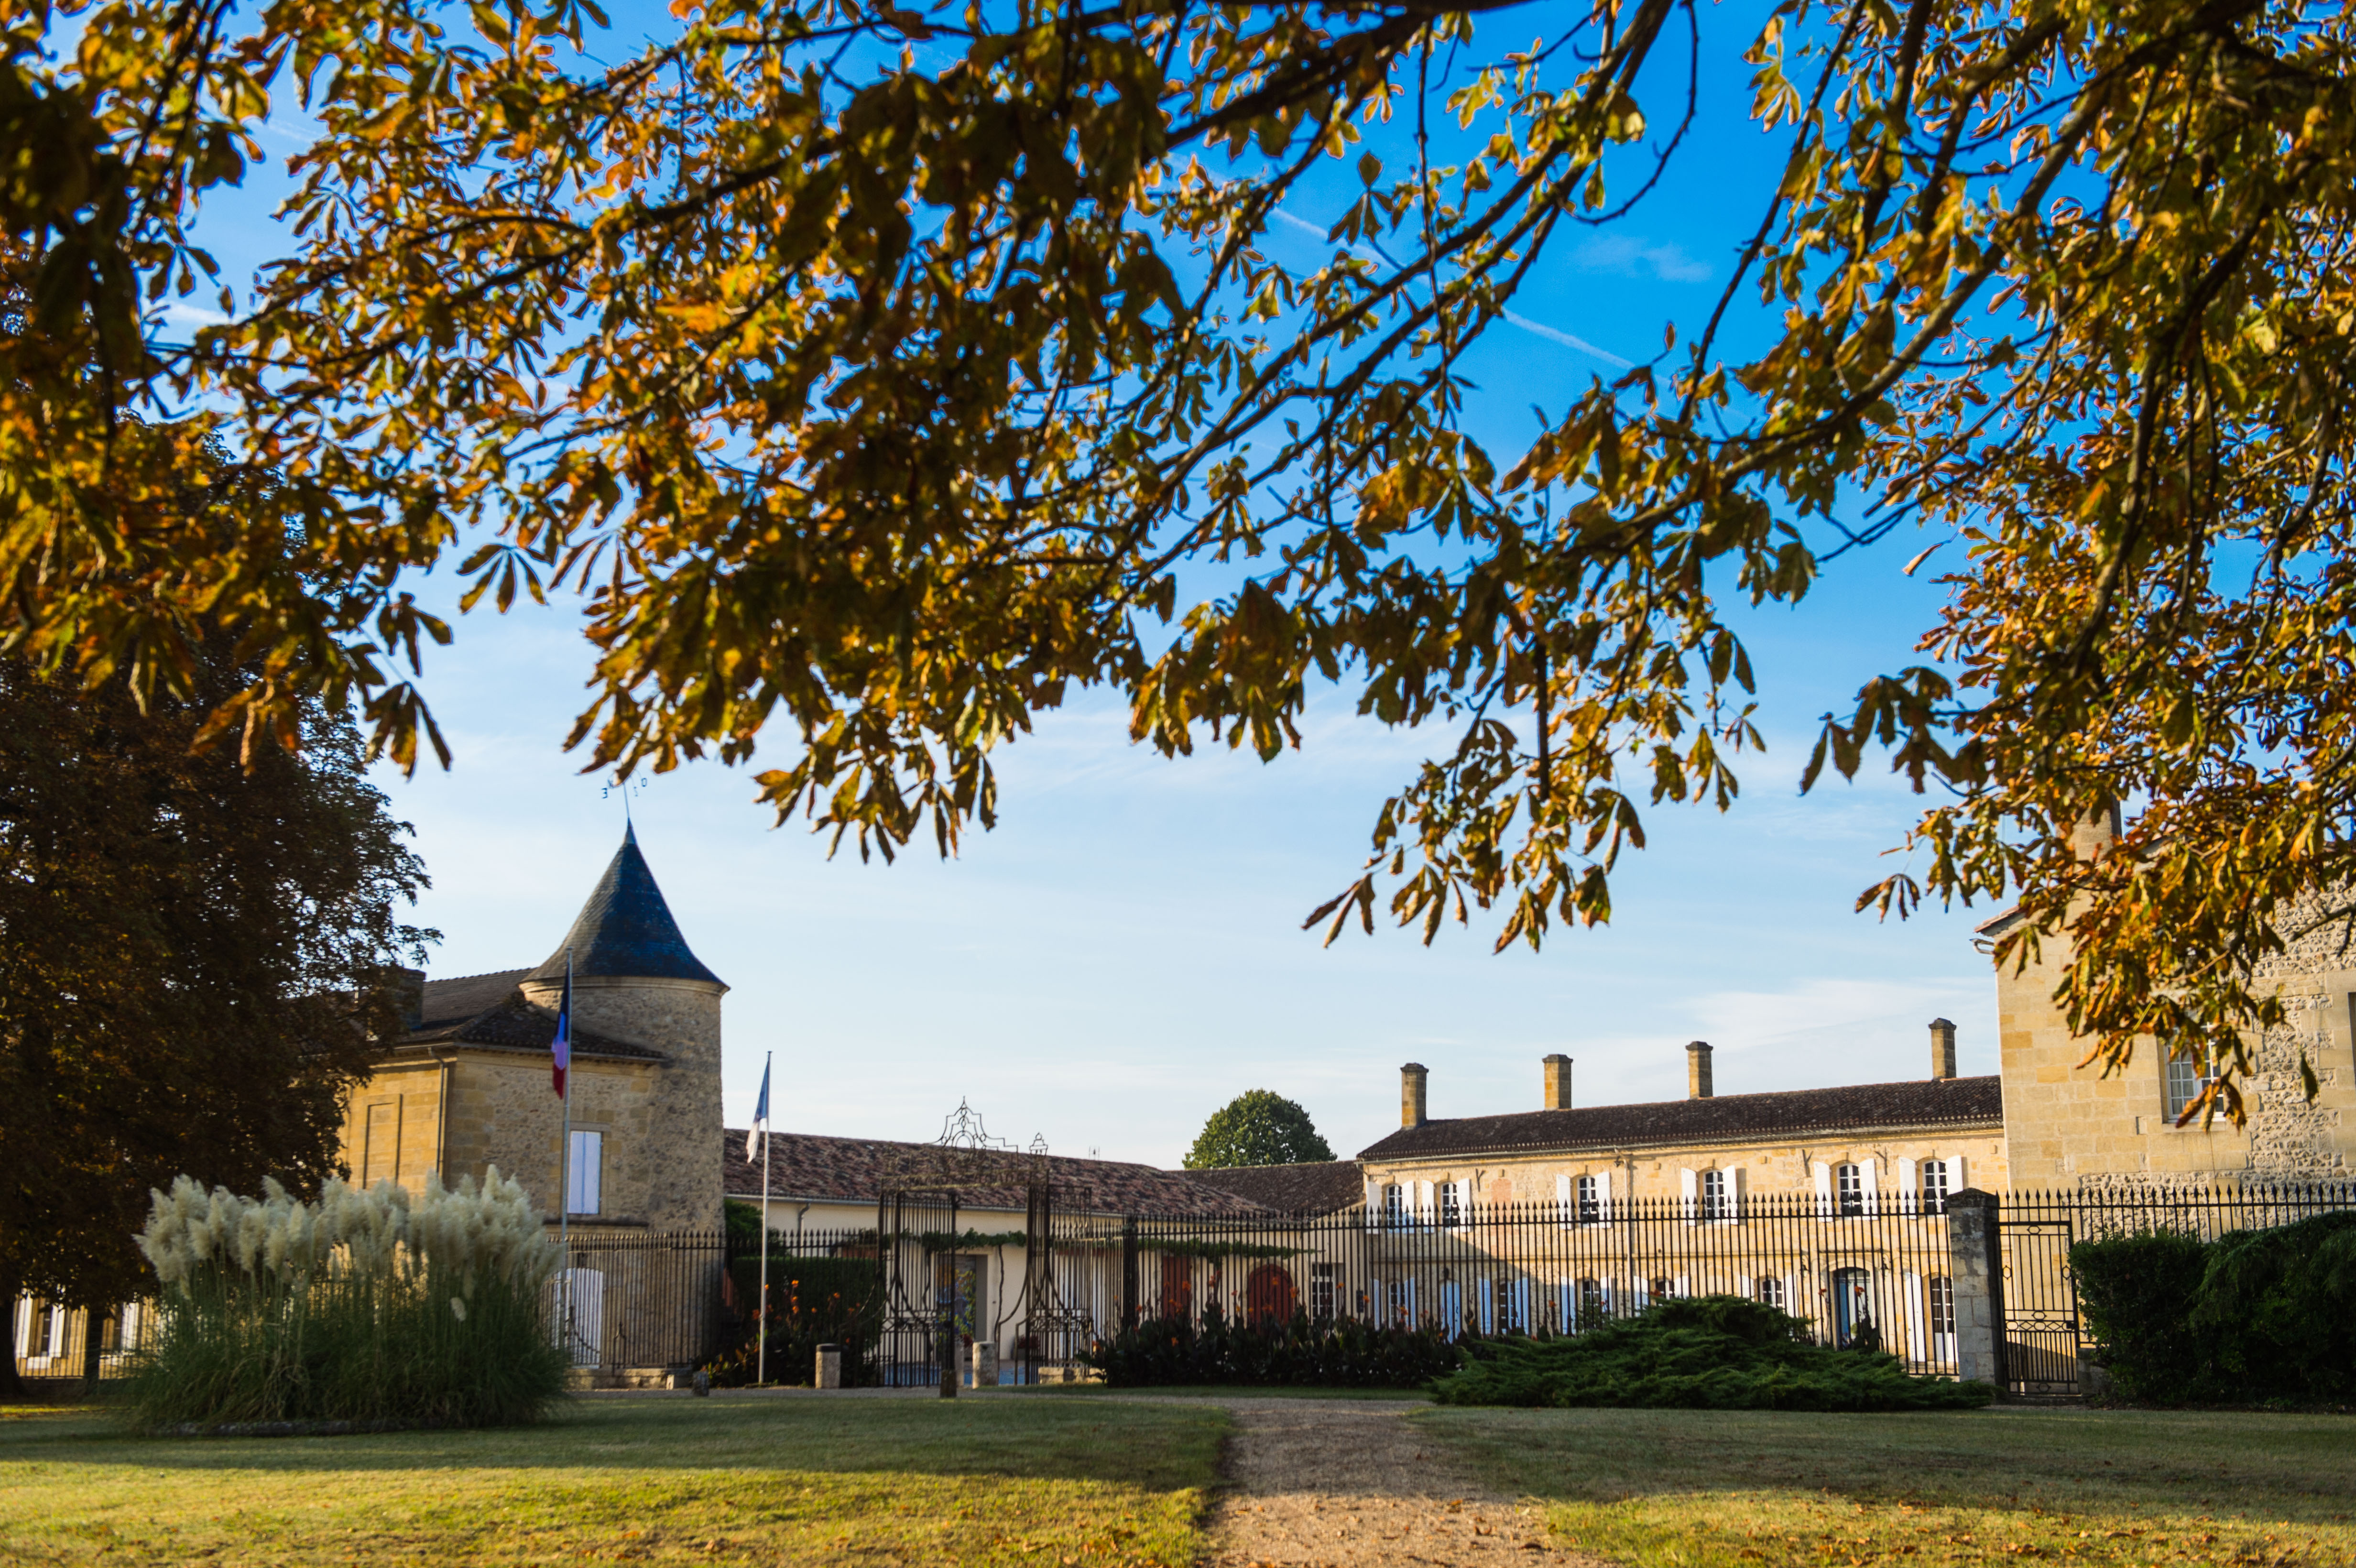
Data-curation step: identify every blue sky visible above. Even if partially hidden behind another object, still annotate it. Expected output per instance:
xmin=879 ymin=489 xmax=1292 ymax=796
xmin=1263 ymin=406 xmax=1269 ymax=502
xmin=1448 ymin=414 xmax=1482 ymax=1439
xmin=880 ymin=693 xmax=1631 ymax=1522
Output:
xmin=165 ymin=4 xmax=2005 ymax=1166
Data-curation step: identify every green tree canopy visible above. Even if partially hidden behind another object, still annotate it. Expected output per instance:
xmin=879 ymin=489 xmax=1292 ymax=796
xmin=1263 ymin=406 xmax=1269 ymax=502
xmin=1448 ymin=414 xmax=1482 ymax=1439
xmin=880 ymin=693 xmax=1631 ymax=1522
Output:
xmin=11 ymin=0 xmax=2356 ymax=1117
xmin=0 ymin=567 xmax=434 ymax=1393
xmin=1185 ymin=1090 xmax=1336 ymax=1169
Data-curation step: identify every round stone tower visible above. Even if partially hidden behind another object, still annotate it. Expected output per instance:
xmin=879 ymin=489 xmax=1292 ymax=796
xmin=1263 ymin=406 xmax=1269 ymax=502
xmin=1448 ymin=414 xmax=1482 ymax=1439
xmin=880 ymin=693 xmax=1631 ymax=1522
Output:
xmin=519 ymin=825 xmax=726 ymax=1231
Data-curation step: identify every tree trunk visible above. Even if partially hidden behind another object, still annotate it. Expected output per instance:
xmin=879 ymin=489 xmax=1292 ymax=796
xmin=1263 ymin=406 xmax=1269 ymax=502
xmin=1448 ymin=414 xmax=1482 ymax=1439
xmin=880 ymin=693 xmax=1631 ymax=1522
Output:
xmin=0 ymin=1263 xmax=24 ymax=1400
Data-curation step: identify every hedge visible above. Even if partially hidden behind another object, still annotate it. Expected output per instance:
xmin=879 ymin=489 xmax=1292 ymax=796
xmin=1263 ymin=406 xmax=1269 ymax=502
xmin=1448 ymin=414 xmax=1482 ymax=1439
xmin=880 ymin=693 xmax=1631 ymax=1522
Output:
xmin=2071 ymin=1211 xmax=2356 ymax=1405
xmin=1430 ymin=1295 xmax=1994 ymax=1412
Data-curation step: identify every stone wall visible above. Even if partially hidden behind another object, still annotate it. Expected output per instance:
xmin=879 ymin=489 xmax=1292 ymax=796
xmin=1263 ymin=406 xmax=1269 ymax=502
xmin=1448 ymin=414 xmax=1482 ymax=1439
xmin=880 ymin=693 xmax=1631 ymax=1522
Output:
xmin=1996 ymin=886 xmax=2355 ymax=1186
xmin=437 ymin=1053 xmax=660 ymax=1221
xmin=337 ymin=1058 xmax=449 ymax=1198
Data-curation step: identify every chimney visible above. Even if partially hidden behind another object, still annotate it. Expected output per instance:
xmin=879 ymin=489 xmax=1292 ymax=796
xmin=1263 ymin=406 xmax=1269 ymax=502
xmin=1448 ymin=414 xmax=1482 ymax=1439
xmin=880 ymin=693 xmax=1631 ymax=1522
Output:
xmin=1685 ymin=1041 xmax=1714 ymax=1100
xmin=394 ymin=966 xmax=425 ymax=1032
xmin=1929 ymin=1017 xmax=1958 ymax=1080
xmin=1542 ymin=1054 xmax=1573 ymax=1111
xmin=1401 ymin=1062 xmax=1429 ymax=1128
xmin=2070 ymin=798 xmax=2121 ymax=862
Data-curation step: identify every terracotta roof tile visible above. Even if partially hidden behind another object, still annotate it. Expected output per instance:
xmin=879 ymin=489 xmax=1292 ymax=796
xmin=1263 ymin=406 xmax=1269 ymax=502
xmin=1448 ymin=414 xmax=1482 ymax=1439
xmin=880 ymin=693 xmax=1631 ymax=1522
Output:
xmin=1178 ymin=1161 xmax=1365 ymax=1216
xmin=724 ymin=1131 xmax=1277 ymax=1218
xmin=1357 ymin=1076 xmax=2002 ymax=1162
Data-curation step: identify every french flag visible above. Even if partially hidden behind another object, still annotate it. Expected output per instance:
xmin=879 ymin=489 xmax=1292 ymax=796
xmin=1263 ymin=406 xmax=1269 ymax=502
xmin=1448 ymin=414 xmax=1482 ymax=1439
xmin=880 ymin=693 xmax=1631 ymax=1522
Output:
xmin=745 ymin=1056 xmax=770 ymax=1160
xmin=551 ymin=964 xmax=572 ymax=1098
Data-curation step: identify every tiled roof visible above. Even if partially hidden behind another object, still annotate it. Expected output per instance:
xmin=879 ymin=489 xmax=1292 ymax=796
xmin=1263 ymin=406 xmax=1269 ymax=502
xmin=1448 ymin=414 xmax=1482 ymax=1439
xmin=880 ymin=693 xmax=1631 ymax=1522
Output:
xmin=1179 ymin=1161 xmax=1366 ymax=1216
xmin=724 ymin=1131 xmax=1277 ymax=1219
xmin=1357 ymin=1076 xmax=2003 ymax=1162
xmin=397 ymin=987 xmax=664 ymax=1062
xmin=529 ymin=826 xmax=723 ymax=988
xmin=417 ymin=969 xmax=533 ymax=1030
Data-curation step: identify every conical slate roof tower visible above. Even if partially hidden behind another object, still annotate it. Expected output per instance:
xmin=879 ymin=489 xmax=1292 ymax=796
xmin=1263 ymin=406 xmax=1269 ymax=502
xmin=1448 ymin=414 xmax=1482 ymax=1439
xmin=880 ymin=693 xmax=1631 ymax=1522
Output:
xmin=529 ymin=824 xmax=722 ymax=986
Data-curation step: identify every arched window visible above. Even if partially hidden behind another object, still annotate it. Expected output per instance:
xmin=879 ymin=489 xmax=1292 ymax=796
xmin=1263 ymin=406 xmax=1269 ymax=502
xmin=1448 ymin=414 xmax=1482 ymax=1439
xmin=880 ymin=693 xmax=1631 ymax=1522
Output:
xmin=1575 ymin=1173 xmax=1601 ymax=1225
xmin=1836 ymin=1162 xmax=1866 ymax=1217
xmin=1755 ymin=1276 xmax=1786 ymax=1311
xmin=1919 ymin=1159 xmax=1950 ymax=1214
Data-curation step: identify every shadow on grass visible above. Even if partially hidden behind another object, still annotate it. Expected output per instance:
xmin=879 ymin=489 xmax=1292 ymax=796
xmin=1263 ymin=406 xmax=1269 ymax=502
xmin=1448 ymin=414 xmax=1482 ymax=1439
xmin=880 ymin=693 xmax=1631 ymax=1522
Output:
xmin=1415 ymin=1404 xmax=2356 ymax=1526
xmin=0 ymin=1392 xmax=1227 ymax=1492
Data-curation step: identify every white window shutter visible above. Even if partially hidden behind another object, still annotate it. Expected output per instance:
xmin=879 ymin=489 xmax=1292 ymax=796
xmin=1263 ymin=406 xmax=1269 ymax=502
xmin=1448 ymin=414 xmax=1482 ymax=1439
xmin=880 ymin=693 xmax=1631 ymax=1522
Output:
xmin=1894 ymin=1157 xmax=1918 ymax=1215
xmin=1736 ymin=1271 xmax=1753 ymax=1299
xmin=1364 ymin=1177 xmax=1381 ymax=1229
xmin=1680 ymin=1167 xmax=1699 ymax=1226
xmin=1904 ymin=1271 xmax=1926 ymax=1363
xmin=1674 ymin=1274 xmax=1690 ymax=1298
xmin=1556 ymin=1173 xmax=1573 ymax=1228
xmin=1951 ymin=1154 xmax=1969 ymax=1192
xmin=1811 ymin=1162 xmax=1833 ymax=1217
xmin=1728 ymin=1165 xmax=1747 ymax=1223
xmin=1418 ymin=1181 xmax=1436 ymax=1227
xmin=1860 ymin=1158 xmax=1880 ymax=1215
xmin=1602 ymin=1280 xmax=1617 ymax=1318
xmin=1597 ymin=1168 xmax=1614 ymax=1225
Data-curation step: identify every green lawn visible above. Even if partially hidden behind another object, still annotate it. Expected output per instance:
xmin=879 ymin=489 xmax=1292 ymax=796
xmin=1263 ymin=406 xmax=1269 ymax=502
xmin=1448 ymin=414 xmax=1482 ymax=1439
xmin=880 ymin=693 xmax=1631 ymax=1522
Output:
xmin=998 ymin=1383 xmax=1430 ymax=1402
xmin=0 ymin=1393 xmax=1227 ymax=1566
xmin=1417 ymin=1405 xmax=2356 ymax=1568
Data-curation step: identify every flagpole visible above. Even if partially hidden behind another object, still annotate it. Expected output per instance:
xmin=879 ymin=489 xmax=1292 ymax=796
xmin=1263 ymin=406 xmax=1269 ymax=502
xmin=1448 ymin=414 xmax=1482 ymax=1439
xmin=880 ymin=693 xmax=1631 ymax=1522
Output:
xmin=558 ymin=949 xmax=575 ymax=1360
xmin=756 ymin=1050 xmax=772 ymax=1386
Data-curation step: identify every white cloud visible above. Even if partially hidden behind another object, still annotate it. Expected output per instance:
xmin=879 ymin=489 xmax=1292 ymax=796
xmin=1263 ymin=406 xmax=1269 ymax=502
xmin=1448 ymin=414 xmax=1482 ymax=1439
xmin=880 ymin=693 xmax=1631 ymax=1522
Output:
xmin=1571 ymin=235 xmax=1713 ymax=283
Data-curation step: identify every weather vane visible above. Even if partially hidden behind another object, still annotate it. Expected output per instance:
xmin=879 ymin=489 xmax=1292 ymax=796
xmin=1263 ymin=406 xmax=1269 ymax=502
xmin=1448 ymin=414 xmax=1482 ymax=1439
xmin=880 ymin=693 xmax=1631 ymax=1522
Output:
xmin=600 ymin=775 xmax=649 ymax=821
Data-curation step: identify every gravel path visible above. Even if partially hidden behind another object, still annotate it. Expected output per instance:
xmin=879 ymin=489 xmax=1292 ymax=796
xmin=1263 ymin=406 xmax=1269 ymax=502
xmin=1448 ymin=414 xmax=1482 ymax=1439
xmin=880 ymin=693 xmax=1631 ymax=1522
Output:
xmin=1194 ymin=1398 xmax=1612 ymax=1568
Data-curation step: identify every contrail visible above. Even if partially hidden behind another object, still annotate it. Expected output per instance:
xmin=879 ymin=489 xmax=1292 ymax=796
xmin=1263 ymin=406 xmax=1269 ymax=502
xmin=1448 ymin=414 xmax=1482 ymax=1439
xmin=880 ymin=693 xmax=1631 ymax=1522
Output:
xmin=1265 ymin=207 xmax=1631 ymax=370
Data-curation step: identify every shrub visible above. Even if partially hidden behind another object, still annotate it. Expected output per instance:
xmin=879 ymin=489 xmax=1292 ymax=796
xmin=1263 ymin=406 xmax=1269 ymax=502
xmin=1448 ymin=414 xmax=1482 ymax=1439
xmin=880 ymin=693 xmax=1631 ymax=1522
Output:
xmin=1429 ymin=1295 xmax=1995 ymax=1412
xmin=2189 ymin=1211 xmax=2356 ymax=1402
xmin=2069 ymin=1229 xmax=2218 ymax=1402
xmin=122 ymin=1169 xmax=569 ymax=1430
xmin=2072 ymin=1212 xmax=2356 ymax=1406
xmin=704 ymin=1255 xmax=883 ymax=1386
xmin=1087 ymin=1308 xmax=1462 ymax=1388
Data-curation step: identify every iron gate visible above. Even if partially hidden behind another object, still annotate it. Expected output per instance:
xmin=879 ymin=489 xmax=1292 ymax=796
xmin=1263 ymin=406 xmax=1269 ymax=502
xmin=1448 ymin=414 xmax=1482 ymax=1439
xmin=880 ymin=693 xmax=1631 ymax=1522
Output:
xmin=875 ymin=1187 xmax=966 ymax=1389
xmin=1996 ymin=1200 xmax=2083 ymax=1400
xmin=1017 ymin=1179 xmax=1101 ymax=1378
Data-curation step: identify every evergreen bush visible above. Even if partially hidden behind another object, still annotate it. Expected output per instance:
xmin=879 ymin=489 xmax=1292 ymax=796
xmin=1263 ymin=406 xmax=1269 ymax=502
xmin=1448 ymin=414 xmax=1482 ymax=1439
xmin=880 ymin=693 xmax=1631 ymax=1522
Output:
xmin=2068 ymin=1229 xmax=2218 ymax=1401
xmin=2073 ymin=1213 xmax=2356 ymax=1405
xmin=2189 ymin=1212 xmax=2356 ymax=1402
xmin=1087 ymin=1307 xmax=1461 ymax=1388
xmin=121 ymin=1169 xmax=568 ymax=1430
xmin=1429 ymin=1295 xmax=1994 ymax=1412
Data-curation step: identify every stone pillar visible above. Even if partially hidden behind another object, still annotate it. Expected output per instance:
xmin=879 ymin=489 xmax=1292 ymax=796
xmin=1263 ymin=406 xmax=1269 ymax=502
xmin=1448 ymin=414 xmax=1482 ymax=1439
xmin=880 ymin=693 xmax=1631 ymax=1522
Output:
xmin=1401 ymin=1063 xmax=1429 ymax=1128
xmin=1930 ymin=1018 xmax=1958 ymax=1080
xmin=1944 ymin=1189 xmax=2005 ymax=1389
xmin=972 ymin=1341 xmax=999 ymax=1387
xmin=815 ymin=1343 xmax=842 ymax=1389
xmin=1686 ymin=1041 xmax=1714 ymax=1100
xmin=1542 ymin=1054 xmax=1573 ymax=1111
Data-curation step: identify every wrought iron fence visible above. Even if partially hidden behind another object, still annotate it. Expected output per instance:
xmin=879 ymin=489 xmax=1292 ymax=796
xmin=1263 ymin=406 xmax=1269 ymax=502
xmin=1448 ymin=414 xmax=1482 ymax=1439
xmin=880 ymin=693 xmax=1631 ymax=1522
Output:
xmin=1028 ymin=1193 xmax=1971 ymax=1375
xmin=545 ymin=1228 xmax=730 ymax=1373
xmin=1992 ymin=1179 xmax=2356 ymax=1400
